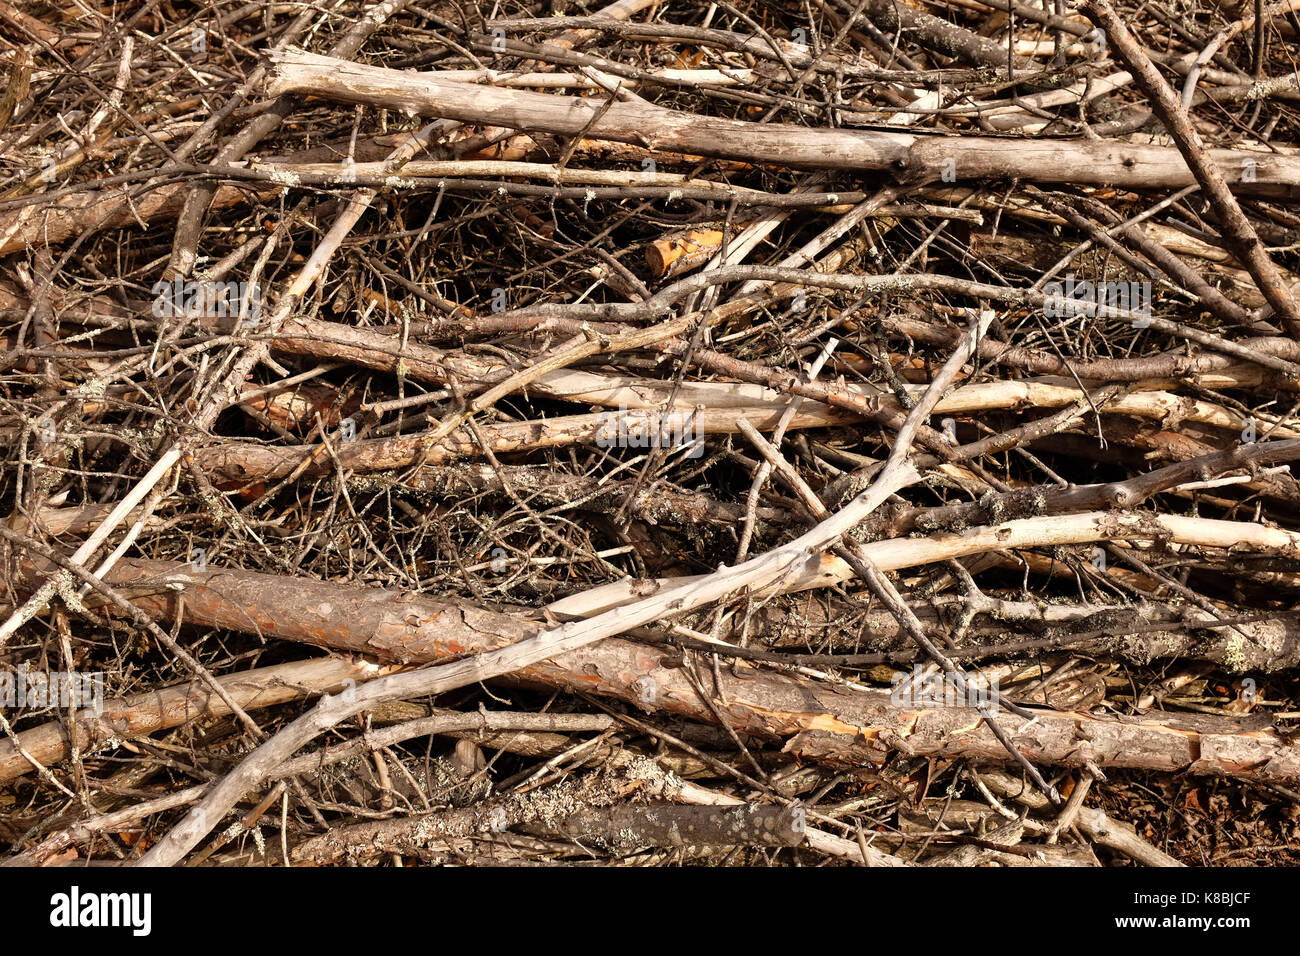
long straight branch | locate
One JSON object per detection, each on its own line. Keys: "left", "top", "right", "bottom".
{"left": 265, "top": 48, "right": 1300, "bottom": 197}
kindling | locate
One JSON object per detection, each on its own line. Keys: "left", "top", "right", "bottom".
{"left": 49, "top": 886, "right": 151, "bottom": 936}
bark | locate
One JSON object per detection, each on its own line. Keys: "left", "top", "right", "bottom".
{"left": 6, "top": 557, "right": 1299, "bottom": 787}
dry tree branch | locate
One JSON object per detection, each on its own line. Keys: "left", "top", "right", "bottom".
{"left": 265, "top": 48, "right": 1300, "bottom": 196}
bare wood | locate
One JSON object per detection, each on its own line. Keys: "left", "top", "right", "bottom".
{"left": 265, "top": 49, "right": 1300, "bottom": 197}
{"left": 548, "top": 511, "right": 1300, "bottom": 615}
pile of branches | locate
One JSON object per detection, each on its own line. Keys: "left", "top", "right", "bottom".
{"left": 1, "top": 0, "right": 1299, "bottom": 867}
